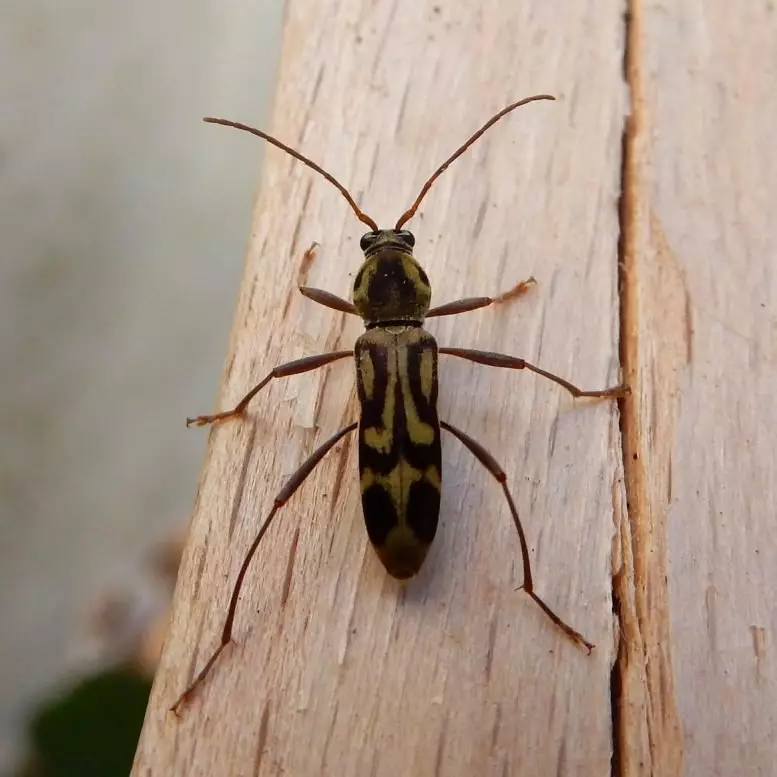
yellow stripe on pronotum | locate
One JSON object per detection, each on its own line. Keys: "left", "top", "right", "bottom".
{"left": 171, "top": 96, "right": 630, "bottom": 714}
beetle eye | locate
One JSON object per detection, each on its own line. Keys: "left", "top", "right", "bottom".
{"left": 360, "top": 232, "right": 378, "bottom": 252}
{"left": 396, "top": 230, "right": 415, "bottom": 248}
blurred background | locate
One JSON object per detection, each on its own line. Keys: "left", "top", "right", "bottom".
{"left": 1, "top": 1, "right": 282, "bottom": 772}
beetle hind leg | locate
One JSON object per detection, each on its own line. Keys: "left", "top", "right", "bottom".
{"left": 441, "top": 420, "right": 594, "bottom": 653}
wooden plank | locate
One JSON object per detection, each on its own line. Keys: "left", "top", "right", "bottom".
{"left": 616, "top": 2, "right": 777, "bottom": 776}
{"left": 132, "top": 1, "right": 627, "bottom": 774}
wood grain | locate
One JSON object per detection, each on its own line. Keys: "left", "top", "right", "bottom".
{"left": 132, "top": 0, "right": 777, "bottom": 774}
{"left": 614, "top": 2, "right": 777, "bottom": 776}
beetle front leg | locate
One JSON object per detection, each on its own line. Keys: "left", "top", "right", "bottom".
{"left": 297, "top": 242, "right": 358, "bottom": 315}
{"left": 426, "top": 276, "right": 536, "bottom": 318}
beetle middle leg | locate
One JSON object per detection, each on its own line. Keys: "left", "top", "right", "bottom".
{"left": 187, "top": 350, "right": 353, "bottom": 427}
{"left": 441, "top": 420, "right": 594, "bottom": 653}
{"left": 171, "top": 421, "right": 358, "bottom": 714}
{"left": 440, "top": 347, "right": 630, "bottom": 398}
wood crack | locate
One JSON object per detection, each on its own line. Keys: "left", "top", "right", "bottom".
{"left": 614, "top": 1, "right": 684, "bottom": 775}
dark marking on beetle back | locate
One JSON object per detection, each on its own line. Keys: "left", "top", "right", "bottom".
{"left": 406, "top": 480, "right": 440, "bottom": 543}
{"left": 363, "top": 485, "right": 399, "bottom": 545}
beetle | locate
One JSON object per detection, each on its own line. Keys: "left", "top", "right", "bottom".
{"left": 171, "top": 95, "right": 629, "bottom": 713}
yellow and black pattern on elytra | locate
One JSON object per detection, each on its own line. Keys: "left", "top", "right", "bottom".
{"left": 355, "top": 325, "right": 442, "bottom": 579}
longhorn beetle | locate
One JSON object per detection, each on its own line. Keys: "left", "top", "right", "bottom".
{"left": 171, "top": 94, "right": 629, "bottom": 713}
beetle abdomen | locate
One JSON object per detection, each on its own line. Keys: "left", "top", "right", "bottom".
{"left": 355, "top": 326, "right": 442, "bottom": 578}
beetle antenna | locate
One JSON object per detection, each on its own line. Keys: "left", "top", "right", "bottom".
{"left": 394, "top": 94, "right": 555, "bottom": 230}
{"left": 204, "top": 117, "right": 380, "bottom": 232}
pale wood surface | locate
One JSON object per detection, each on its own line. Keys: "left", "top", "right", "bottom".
{"left": 132, "top": 1, "right": 776, "bottom": 776}
{"left": 614, "top": 3, "right": 777, "bottom": 776}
